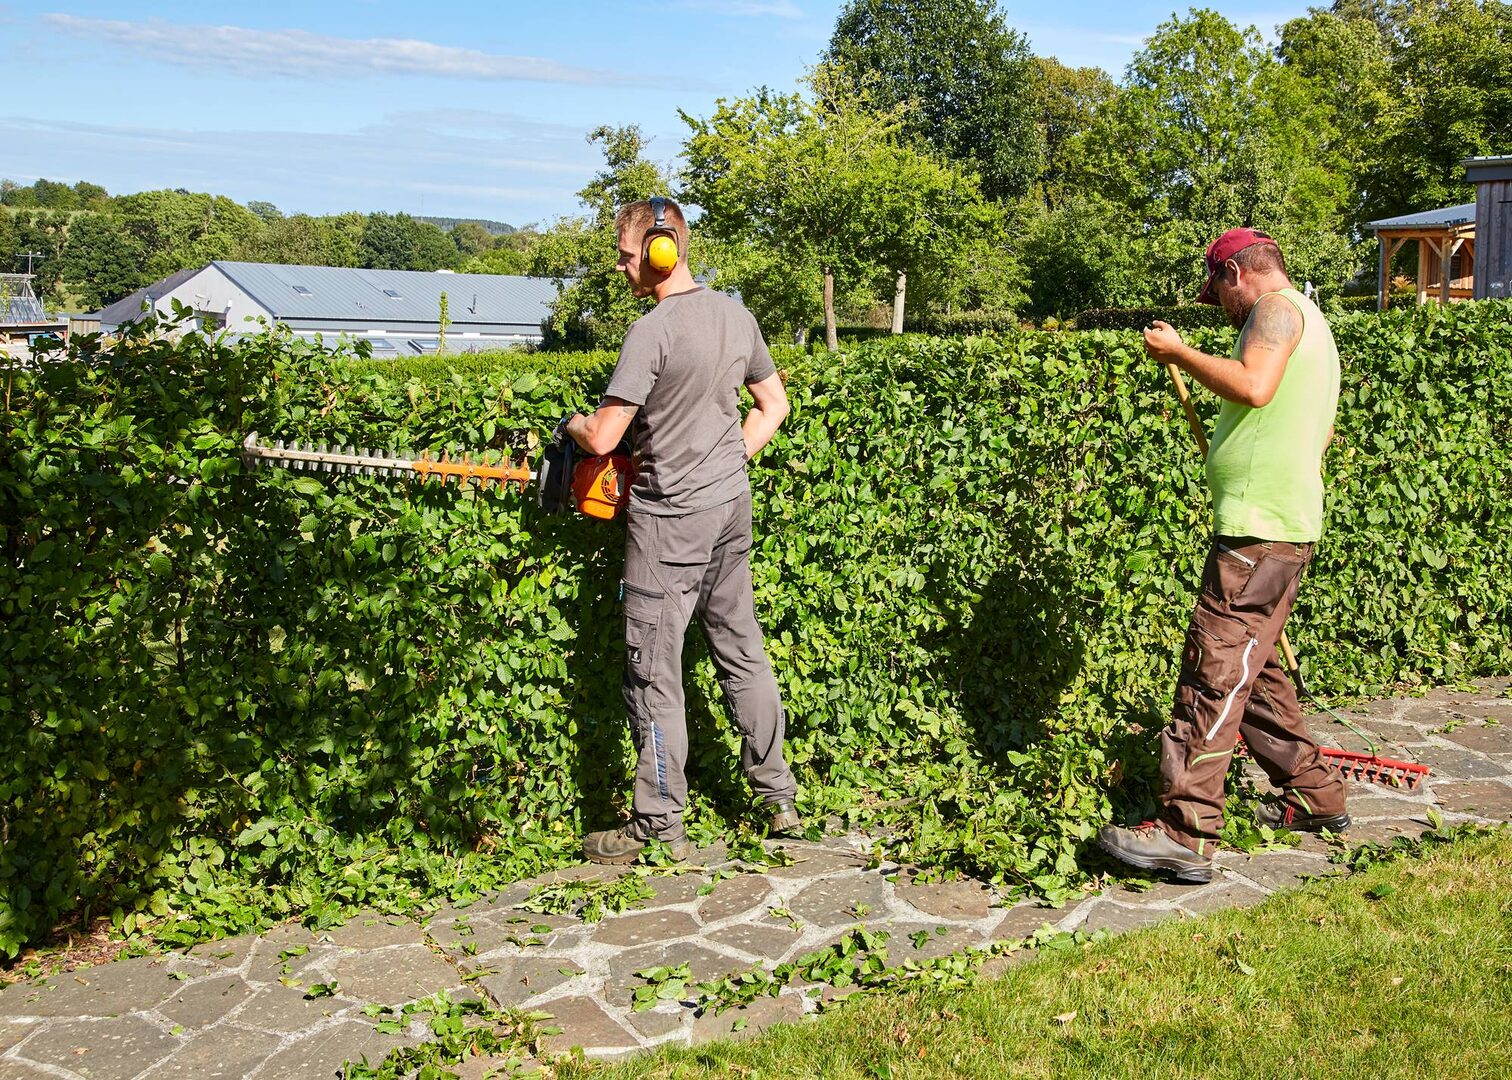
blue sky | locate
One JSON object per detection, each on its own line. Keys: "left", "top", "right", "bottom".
{"left": 1, "top": 1, "right": 1308, "bottom": 228}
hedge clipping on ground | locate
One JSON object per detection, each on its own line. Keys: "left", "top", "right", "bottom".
{"left": 1, "top": 302, "right": 1508, "bottom": 956}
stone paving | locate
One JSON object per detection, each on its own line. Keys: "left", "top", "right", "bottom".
{"left": 1, "top": 679, "right": 1509, "bottom": 1078}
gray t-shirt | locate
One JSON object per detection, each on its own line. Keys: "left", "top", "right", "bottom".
{"left": 604, "top": 287, "right": 776, "bottom": 517}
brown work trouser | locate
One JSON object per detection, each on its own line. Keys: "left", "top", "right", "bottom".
{"left": 1157, "top": 536, "right": 1347, "bottom": 854}
{"left": 620, "top": 489, "right": 797, "bottom": 842}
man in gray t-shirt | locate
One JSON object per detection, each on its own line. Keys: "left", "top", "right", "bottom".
{"left": 565, "top": 197, "right": 800, "bottom": 864}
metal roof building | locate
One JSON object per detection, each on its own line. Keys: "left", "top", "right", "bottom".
{"left": 1365, "top": 204, "right": 1477, "bottom": 309}
{"left": 100, "top": 261, "right": 559, "bottom": 352}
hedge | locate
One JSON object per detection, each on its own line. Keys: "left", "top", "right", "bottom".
{"left": 1070, "top": 305, "right": 1231, "bottom": 331}
{"left": 902, "top": 310, "right": 1024, "bottom": 336}
{"left": 2, "top": 303, "right": 1508, "bottom": 955}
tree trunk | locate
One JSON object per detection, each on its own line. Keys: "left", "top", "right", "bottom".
{"left": 891, "top": 270, "right": 907, "bottom": 334}
{"left": 823, "top": 268, "right": 838, "bottom": 351}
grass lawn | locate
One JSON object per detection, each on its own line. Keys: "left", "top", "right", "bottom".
{"left": 557, "top": 830, "right": 1512, "bottom": 1079}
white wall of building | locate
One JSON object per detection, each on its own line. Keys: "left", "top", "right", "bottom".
{"left": 151, "top": 265, "right": 274, "bottom": 333}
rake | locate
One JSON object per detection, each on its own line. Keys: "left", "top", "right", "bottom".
{"left": 1163, "top": 364, "right": 1430, "bottom": 791}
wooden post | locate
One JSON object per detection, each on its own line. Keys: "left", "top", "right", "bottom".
{"left": 1440, "top": 236, "right": 1454, "bottom": 305}
{"left": 1417, "top": 238, "right": 1433, "bottom": 306}
{"left": 891, "top": 271, "right": 906, "bottom": 335}
{"left": 1378, "top": 234, "right": 1389, "bottom": 311}
{"left": 822, "top": 268, "right": 837, "bottom": 351}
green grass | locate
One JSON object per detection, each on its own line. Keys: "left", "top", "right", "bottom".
{"left": 560, "top": 829, "right": 1512, "bottom": 1079}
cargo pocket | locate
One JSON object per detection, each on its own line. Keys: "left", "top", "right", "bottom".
{"left": 1202, "top": 541, "right": 1260, "bottom": 603}
{"left": 1177, "top": 606, "right": 1259, "bottom": 743}
{"left": 622, "top": 580, "right": 665, "bottom": 686}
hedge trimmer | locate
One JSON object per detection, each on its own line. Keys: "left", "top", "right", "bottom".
{"left": 241, "top": 419, "right": 633, "bottom": 520}
{"left": 1163, "top": 363, "right": 1429, "bottom": 791}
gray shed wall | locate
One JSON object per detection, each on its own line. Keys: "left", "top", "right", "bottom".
{"left": 1473, "top": 178, "right": 1512, "bottom": 299}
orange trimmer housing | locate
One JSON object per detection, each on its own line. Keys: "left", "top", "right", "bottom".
{"left": 570, "top": 453, "right": 634, "bottom": 519}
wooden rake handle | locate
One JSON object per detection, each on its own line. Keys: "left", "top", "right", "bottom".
{"left": 1163, "top": 363, "right": 1305, "bottom": 692}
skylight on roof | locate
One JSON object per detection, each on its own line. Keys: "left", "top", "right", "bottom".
{"left": 383, "top": 289, "right": 402, "bottom": 299}
{"left": 292, "top": 285, "right": 312, "bottom": 295}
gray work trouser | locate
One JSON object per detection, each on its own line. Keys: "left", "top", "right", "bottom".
{"left": 621, "top": 489, "right": 797, "bottom": 841}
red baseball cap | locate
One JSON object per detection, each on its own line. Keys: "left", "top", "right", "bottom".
{"left": 1196, "top": 228, "right": 1278, "bottom": 305}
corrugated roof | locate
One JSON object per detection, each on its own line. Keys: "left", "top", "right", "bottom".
{"left": 97, "top": 266, "right": 200, "bottom": 326}
{"left": 1366, "top": 203, "right": 1476, "bottom": 231}
{"left": 212, "top": 262, "right": 558, "bottom": 330}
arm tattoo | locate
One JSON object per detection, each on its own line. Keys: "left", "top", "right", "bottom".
{"left": 1243, "top": 295, "right": 1302, "bottom": 354}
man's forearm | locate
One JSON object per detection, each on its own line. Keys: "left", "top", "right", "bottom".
{"left": 741, "top": 403, "right": 787, "bottom": 460}
{"left": 1169, "top": 343, "right": 1263, "bottom": 407}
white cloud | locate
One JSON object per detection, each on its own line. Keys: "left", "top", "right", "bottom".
{"left": 674, "top": 0, "right": 805, "bottom": 16}
{"left": 41, "top": 14, "right": 690, "bottom": 88}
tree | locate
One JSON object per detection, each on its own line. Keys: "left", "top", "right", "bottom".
{"left": 449, "top": 220, "right": 495, "bottom": 258}
{"left": 2, "top": 210, "right": 69, "bottom": 301}
{"left": 1016, "top": 196, "right": 1141, "bottom": 316}
{"left": 246, "top": 200, "right": 283, "bottom": 224}
{"left": 1357, "top": 0, "right": 1512, "bottom": 219}
{"left": 459, "top": 229, "right": 541, "bottom": 276}
{"left": 683, "top": 67, "right": 1008, "bottom": 347}
{"left": 58, "top": 213, "right": 148, "bottom": 310}
{"left": 359, "top": 212, "right": 460, "bottom": 272}
{"left": 530, "top": 125, "right": 669, "bottom": 348}
{"left": 1076, "top": 10, "right": 1360, "bottom": 298}
{"left": 113, "top": 190, "right": 265, "bottom": 279}
{"left": 1030, "top": 58, "right": 1118, "bottom": 213}
{"left": 826, "top": 0, "right": 1043, "bottom": 201}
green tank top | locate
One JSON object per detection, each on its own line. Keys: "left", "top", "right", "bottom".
{"left": 1205, "top": 288, "right": 1340, "bottom": 542}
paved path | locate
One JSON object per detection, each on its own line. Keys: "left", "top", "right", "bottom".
{"left": 2, "top": 679, "right": 1510, "bottom": 1078}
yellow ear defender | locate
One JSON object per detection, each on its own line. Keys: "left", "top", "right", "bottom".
{"left": 644, "top": 196, "right": 681, "bottom": 273}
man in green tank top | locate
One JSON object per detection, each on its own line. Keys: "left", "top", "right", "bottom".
{"left": 1098, "top": 228, "right": 1350, "bottom": 883}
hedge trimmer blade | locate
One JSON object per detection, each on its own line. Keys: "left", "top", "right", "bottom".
{"left": 242, "top": 432, "right": 533, "bottom": 492}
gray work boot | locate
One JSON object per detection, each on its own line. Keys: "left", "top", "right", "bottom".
{"left": 768, "top": 799, "right": 803, "bottom": 837}
{"left": 1255, "top": 797, "right": 1350, "bottom": 833}
{"left": 583, "top": 826, "right": 694, "bottom": 865}
{"left": 1097, "top": 822, "right": 1214, "bottom": 884}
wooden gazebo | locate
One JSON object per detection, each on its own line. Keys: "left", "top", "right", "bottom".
{"left": 1366, "top": 204, "right": 1476, "bottom": 309}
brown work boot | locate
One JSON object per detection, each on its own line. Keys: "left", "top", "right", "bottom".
{"left": 1097, "top": 822, "right": 1214, "bottom": 884}
{"left": 1255, "top": 797, "right": 1350, "bottom": 833}
{"left": 583, "top": 826, "right": 694, "bottom": 865}
{"left": 768, "top": 799, "right": 803, "bottom": 837}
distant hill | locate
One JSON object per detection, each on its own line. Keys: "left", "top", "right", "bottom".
{"left": 416, "top": 216, "right": 517, "bottom": 235}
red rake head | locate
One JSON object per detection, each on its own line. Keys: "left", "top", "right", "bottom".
{"left": 1318, "top": 748, "right": 1430, "bottom": 791}
{"left": 1235, "top": 737, "right": 1431, "bottom": 791}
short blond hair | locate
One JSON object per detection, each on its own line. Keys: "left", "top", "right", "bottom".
{"left": 615, "top": 198, "right": 689, "bottom": 259}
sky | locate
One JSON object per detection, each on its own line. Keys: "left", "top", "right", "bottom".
{"left": 1, "top": 1, "right": 1310, "bottom": 229}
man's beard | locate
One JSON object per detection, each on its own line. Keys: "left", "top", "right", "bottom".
{"left": 1222, "top": 289, "right": 1252, "bottom": 329}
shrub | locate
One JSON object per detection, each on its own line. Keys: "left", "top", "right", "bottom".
{"left": 902, "top": 310, "right": 1024, "bottom": 336}
{"left": 2, "top": 304, "right": 1507, "bottom": 955}
{"left": 1070, "top": 305, "right": 1230, "bottom": 331}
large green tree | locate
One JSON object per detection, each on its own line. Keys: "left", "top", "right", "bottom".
{"left": 113, "top": 190, "right": 265, "bottom": 280}
{"left": 1359, "top": 0, "right": 1512, "bottom": 219}
{"left": 825, "top": 0, "right": 1043, "bottom": 202}
{"left": 57, "top": 213, "right": 148, "bottom": 310}
{"left": 1075, "top": 9, "right": 1358, "bottom": 299}
{"left": 359, "top": 212, "right": 460, "bottom": 272}
{"left": 1029, "top": 57, "right": 1118, "bottom": 213}
{"left": 682, "top": 68, "right": 1008, "bottom": 346}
